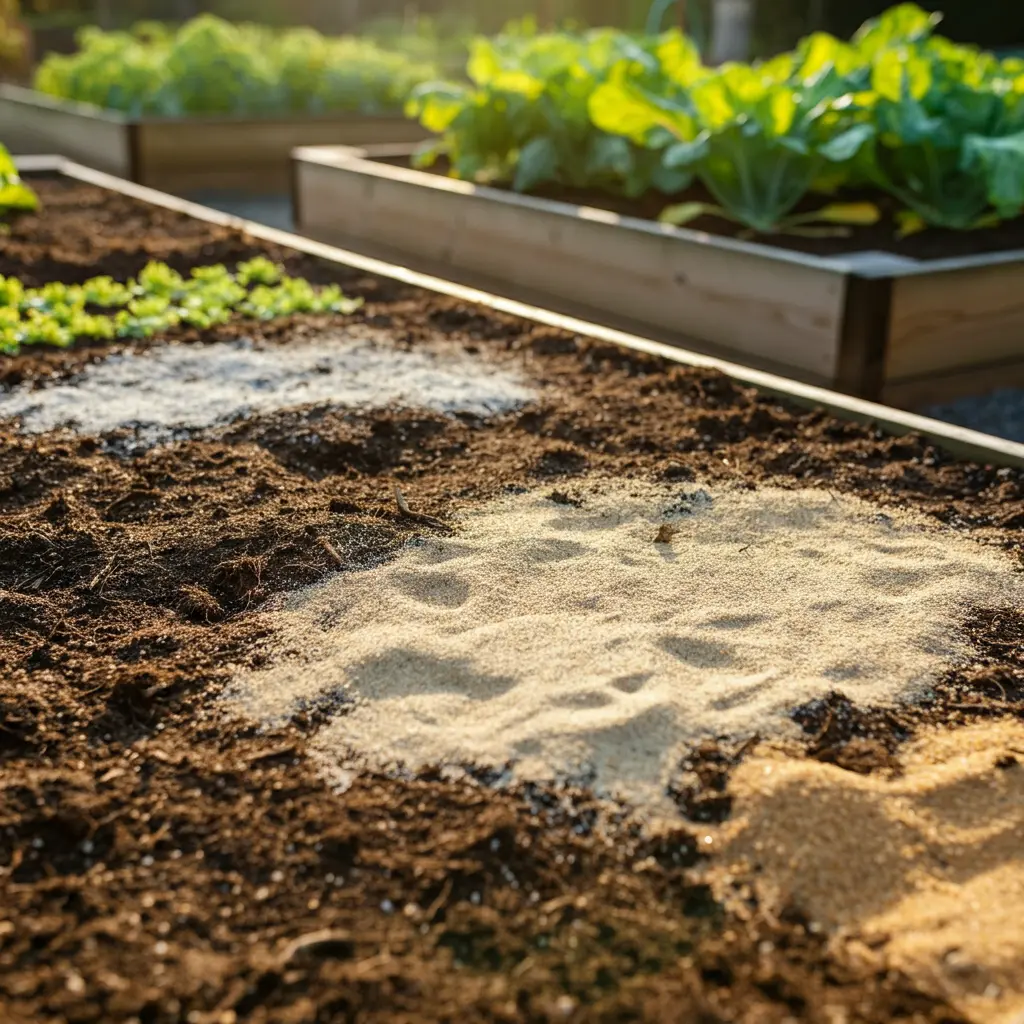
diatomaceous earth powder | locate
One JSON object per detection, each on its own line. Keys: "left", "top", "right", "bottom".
{"left": 232, "top": 483, "right": 1022, "bottom": 814}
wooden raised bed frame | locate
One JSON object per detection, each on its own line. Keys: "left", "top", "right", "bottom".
{"left": 292, "top": 143, "right": 1024, "bottom": 408}
{"left": 0, "top": 84, "right": 429, "bottom": 194}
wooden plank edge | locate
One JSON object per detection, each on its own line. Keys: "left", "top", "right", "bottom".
{"left": 21, "top": 156, "right": 1024, "bottom": 471}
{"left": 292, "top": 144, "right": 863, "bottom": 277}
{"left": 297, "top": 145, "right": 1024, "bottom": 281}
{"left": 0, "top": 83, "right": 129, "bottom": 125}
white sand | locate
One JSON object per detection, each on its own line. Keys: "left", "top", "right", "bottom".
{"left": 231, "top": 483, "right": 1022, "bottom": 813}
{"left": 0, "top": 333, "right": 534, "bottom": 440}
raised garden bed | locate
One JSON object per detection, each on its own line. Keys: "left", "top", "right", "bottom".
{"left": 293, "top": 143, "right": 1024, "bottom": 408}
{"left": 0, "top": 84, "right": 430, "bottom": 193}
{"left": 2, "top": 159, "right": 1024, "bottom": 1023}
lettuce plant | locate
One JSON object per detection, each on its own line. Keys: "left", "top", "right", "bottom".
{"left": 591, "top": 53, "right": 875, "bottom": 234}
{"left": 0, "top": 259, "right": 362, "bottom": 355}
{"left": 33, "top": 15, "right": 436, "bottom": 118}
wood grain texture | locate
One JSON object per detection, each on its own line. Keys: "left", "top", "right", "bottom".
{"left": 887, "top": 263, "right": 1024, "bottom": 379}
{"left": 0, "top": 87, "right": 429, "bottom": 192}
{"left": 0, "top": 87, "right": 130, "bottom": 177}
{"left": 882, "top": 356, "right": 1024, "bottom": 408}
{"left": 135, "top": 117, "right": 430, "bottom": 193}
{"left": 295, "top": 151, "right": 848, "bottom": 380}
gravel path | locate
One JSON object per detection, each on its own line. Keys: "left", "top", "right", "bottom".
{"left": 921, "top": 389, "right": 1024, "bottom": 444}
{"left": 185, "top": 191, "right": 295, "bottom": 232}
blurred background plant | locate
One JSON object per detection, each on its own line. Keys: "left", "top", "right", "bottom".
{"left": 0, "top": 0, "right": 28, "bottom": 76}
{"left": 16, "top": 1, "right": 1024, "bottom": 67}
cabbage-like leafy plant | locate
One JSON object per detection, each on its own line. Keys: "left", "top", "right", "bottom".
{"left": 407, "top": 27, "right": 701, "bottom": 197}
{"left": 592, "top": 52, "right": 875, "bottom": 234}
{"left": 838, "top": 6, "right": 1024, "bottom": 231}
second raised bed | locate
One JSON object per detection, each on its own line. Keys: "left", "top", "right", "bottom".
{"left": 292, "top": 143, "right": 1024, "bottom": 407}
{"left": 0, "top": 84, "right": 430, "bottom": 194}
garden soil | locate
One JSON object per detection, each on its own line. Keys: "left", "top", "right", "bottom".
{"left": 0, "top": 177, "right": 1022, "bottom": 1024}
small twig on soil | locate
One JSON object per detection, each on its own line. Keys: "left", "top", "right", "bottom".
{"left": 393, "top": 484, "right": 413, "bottom": 516}
{"left": 88, "top": 557, "right": 117, "bottom": 593}
{"left": 319, "top": 537, "right": 344, "bottom": 568}
{"left": 244, "top": 744, "right": 298, "bottom": 767}
{"left": 277, "top": 929, "right": 353, "bottom": 966}
{"left": 392, "top": 484, "right": 451, "bottom": 533}
{"left": 949, "top": 702, "right": 1020, "bottom": 715}
{"left": 425, "top": 877, "right": 453, "bottom": 922}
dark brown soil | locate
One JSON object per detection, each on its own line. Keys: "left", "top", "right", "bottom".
{"left": 395, "top": 157, "right": 1024, "bottom": 262}
{"left": 1, "top": 177, "right": 1022, "bottom": 1024}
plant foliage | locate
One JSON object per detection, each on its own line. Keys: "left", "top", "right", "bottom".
{"left": 407, "top": 25, "right": 701, "bottom": 198}
{"left": 0, "top": 258, "right": 362, "bottom": 355}
{"left": 33, "top": 15, "right": 437, "bottom": 117}
{"left": 0, "top": 143, "right": 37, "bottom": 220}
{"left": 411, "top": 4, "right": 1024, "bottom": 235}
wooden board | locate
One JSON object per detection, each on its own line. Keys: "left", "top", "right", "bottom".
{"left": 293, "top": 144, "right": 1024, "bottom": 402}
{"left": 294, "top": 148, "right": 849, "bottom": 382}
{"left": 0, "top": 84, "right": 430, "bottom": 193}
{"left": 0, "top": 86, "right": 130, "bottom": 178}
{"left": 135, "top": 117, "right": 429, "bottom": 194}
{"left": 887, "top": 263, "right": 1024, "bottom": 380}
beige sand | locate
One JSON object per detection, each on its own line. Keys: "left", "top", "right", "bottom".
{"left": 233, "top": 483, "right": 1021, "bottom": 812}
{"left": 717, "top": 722, "right": 1024, "bottom": 1023}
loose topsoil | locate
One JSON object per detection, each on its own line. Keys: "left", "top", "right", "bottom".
{"left": 1, "top": 176, "right": 1023, "bottom": 1024}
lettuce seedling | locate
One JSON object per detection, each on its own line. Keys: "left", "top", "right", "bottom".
{"left": 0, "top": 260, "right": 363, "bottom": 355}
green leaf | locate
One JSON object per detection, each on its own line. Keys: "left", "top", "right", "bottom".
{"left": 663, "top": 136, "right": 710, "bottom": 168}
{"left": 896, "top": 209, "right": 927, "bottom": 237}
{"left": 818, "top": 123, "right": 875, "bottom": 162}
{"left": 513, "top": 136, "right": 560, "bottom": 192}
{"left": 962, "top": 131, "right": 1024, "bottom": 217}
{"left": 406, "top": 82, "right": 469, "bottom": 133}
{"left": 871, "top": 50, "right": 932, "bottom": 104}
{"left": 787, "top": 202, "right": 881, "bottom": 227}
{"left": 659, "top": 202, "right": 732, "bottom": 227}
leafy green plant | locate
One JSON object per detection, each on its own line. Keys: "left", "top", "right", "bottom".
{"left": 0, "top": 143, "right": 37, "bottom": 222}
{"left": 834, "top": 6, "right": 1024, "bottom": 232}
{"left": 33, "top": 15, "right": 437, "bottom": 117}
{"left": 407, "top": 26, "right": 700, "bottom": 198}
{"left": 0, "top": 258, "right": 362, "bottom": 355}
{"left": 591, "top": 50, "right": 878, "bottom": 234}
{"left": 406, "top": 3, "right": 1024, "bottom": 239}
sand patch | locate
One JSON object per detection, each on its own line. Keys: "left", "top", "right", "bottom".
{"left": 232, "top": 484, "right": 1021, "bottom": 814}
{"left": 0, "top": 333, "right": 534, "bottom": 441}
{"left": 717, "top": 722, "right": 1024, "bottom": 1023}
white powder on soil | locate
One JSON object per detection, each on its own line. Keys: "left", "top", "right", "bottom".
{"left": 0, "top": 333, "right": 534, "bottom": 440}
{"left": 231, "top": 484, "right": 1022, "bottom": 815}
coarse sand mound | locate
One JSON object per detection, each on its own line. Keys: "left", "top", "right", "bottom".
{"left": 233, "top": 483, "right": 1022, "bottom": 814}
{"left": 716, "top": 721, "right": 1024, "bottom": 1024}
{"left": 0, "top": 332, "right": 535, "bottom": 441}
